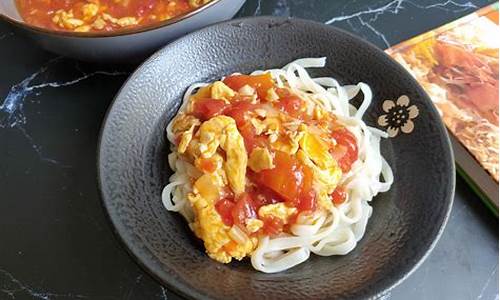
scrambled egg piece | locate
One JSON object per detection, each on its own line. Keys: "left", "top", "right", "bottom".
{"left": 52, "top": 10, "right": 84, "bottom": 29}
{"left": 287, "top": 125, "right": 342, "bottom": 210}
{"left": 190, "top": 85, "right": 212, "bottom": 102}
{"left": 194, "top": 173, "right": 221, "bottom": 202}
{"left": 258, "top": 203, "right": 297, "bottom": 223}
{"left": 250, "top": 116, "right": 281, "bottom": 135}
{"left": 271, "top": 125, "right": 306, "bottom": 155}
{"left": 211, "top": 81, "right": 235, "bottom": 101}
{"left": 188, "top": 193, "right": 231, "bottom": 262}
{"left": 178, "top": 125, "right": 196, "bottom": 154}
{"left": 299, "top": 130, "right": 334, "bottom": 170}
{"left": 172, "top": 114, "right": 200, "bottom": 133}
{"left": 189, "top": 81, "right": 235, "bottom": 105}
{"left": 172, "top": 114, "right": 200, "bottom": 153}
{"left": 116, "top": 17, "right": 138, "bottom": 27}
{"left": 246, "top": 219, "right": 264, "bottom": 233}
{"left": 82, "top": 3, "right": 99, "bottom": 21}
{"left": 248, "top": 147, "right": 274, "bottom": 172}
{"left": 92, "top": 16, "right": 106, "bottom": 30}
{"left": 188, "top": 169, "right": 257, "bottom": 263}
{"left": 297, "top": 149, "right": 341, "bottom": 209}
{"left": 195, "top": 116, "right": 247, "bottom": 195}
{"left": 188, "top": 193, "right": 257, "bottom": 263}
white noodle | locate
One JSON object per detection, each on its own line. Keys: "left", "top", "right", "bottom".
{"left": 162, "top": 57, "right": 393, "bottom": 273}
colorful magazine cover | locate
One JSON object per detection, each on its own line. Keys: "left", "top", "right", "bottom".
{"left": 386, "top": 4, "right": 499, "bottom": 210}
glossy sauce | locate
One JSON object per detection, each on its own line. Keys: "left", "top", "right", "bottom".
{"left": 189, "top": 74, "right": 359, "bottom": 236}
{"left": 16, "top": 0, "right": 210, "bottom": 32}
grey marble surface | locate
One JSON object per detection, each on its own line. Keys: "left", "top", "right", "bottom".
{"left": 0, "top": 0, "right": 498, "bottom": 299}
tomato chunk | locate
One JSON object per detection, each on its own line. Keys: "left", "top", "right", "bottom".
{"left": 276, "top": 95, "right": 305, "bottom": 118}
{"left": 238, "top": 123, "right": 267, "bottom": 152}
{"left": 223, "top": 73, "right": 274, "bottom": 100}
{"left": 231, "top": 193, "right": 257, "bottom": 227}
{"left": 191, "top": 98, "right": 226, "bottom": 121}
{"left": 223, "top": 100, "right": 256, "bottom": 127}
{"left": 255, "top": 151, "right": 303, "bottom": 202}
{"left": 262, "top": 217, "right": 284, "bottom": 236}
{"left": 297, "top": 189, "right": 317, "bottom": 211}
{"left": 331, "top": 187, "right": 347, "bottom": 205}
{"left": 249, "top": 185, "right": 284, "bottom": 210}
{"left": 296, "top": 164, "right": 316, "bottom": 211}
{"left": 331, "top": 128, "right": 358, "bottom": 173}
{"left": 215, "top": 199, "right": 235, "bottom": 226}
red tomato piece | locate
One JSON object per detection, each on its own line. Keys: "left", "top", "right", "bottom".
{"left": 296, "top": 165, "right": 317, "bottom": 211}
{"left": 249, "top": 185, "right": 284, "bottom": 210}
{"left": 238, "top": 123, "right": 267, "bottom": 153}
{"left": 191, "top": 98, "right": 227, "bottom": 121}
{"left": 222, "top": 100, "right": 256, "bottom": 127}
{"left": 231, "top": 193, "right": 257, "bottom": 227}
{"left": 276, "top": 95, "right": 305, "bottom": 118}
{"left": 297, "top": 189, "right": 317, "bottom": 212}
{"left": 215, "top": 199, "right": 235, "bottom": 226}
{"left": 255, "top": 151, "right": 304, "bottom": 202}
{"left": 262, "top": 217, "right": 284, "bottom": 236}
{"left": 331, "top": 128, "right": 358, "bottom": 173}
{"left": 331, "top": 187, "right": 347, "bottom": 205}
{"left": 223, "top": 73, "right": 274, "bottom": 100}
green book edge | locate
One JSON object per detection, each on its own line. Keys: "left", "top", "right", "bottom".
{"left": 456, "top": 164, "right": 499, "bottom": 217}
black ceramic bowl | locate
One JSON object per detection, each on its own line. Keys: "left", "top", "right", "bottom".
{"left": 0, "top": 0, "right": 245, "bottom": 63}
{"left": 98, "top": 17, "right": 455, "bottom": 299}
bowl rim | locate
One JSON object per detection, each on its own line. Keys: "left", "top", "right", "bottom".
{"left": 97, "top": 15, "right": 455, "bottom": 300}
{"left": 0, "top": 0, "right": 222, "bottom": 38}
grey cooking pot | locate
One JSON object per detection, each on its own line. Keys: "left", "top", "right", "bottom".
{"left": 0, "top": 0, "right": 245, "bottom": 63}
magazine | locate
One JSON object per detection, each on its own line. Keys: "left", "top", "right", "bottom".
{"left": 386, "top": 4, "right": 499, "bottom": 213}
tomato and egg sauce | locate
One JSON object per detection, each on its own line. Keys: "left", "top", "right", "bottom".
{"left": 16, "top": 0, "right": 212, "bottom": 33}
{"left": 170, "top": 73, "right": 358, "bottom": 263}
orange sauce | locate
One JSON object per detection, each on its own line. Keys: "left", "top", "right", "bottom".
{"left": 16, "top": 0, "right": 211, "bottom": 32}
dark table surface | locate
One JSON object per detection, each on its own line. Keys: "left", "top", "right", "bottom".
{"left": 1, "top": 1, "right": 498, "bottom": 299}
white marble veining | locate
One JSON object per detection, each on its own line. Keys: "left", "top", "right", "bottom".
{"left": 1, "top": 267, "right": 168, "bottom": 300}
{"left": 0, "top": 268, "right": 89, "bottom": 299}
{"left": 477, "top": 266, "right": 499, "bottom": 300}
{"left": 159, "top": 287, "right": 168, "bottom": 300}
{"left": 323, "top": 0, "right": 477, "bottom": 47}
{"left": 248, "top": 0, "right": 479, "bottom": 48}
{"left": 0, "top": 57, "right": 128, "bottom": 164}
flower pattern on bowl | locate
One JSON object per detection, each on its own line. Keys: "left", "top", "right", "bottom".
{"left": 378, "top": 95, "right": 419, "bottom": 137}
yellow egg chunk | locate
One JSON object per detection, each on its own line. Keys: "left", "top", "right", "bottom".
{"left": 172, "top": 114, "right": 200, "bottom": 133}
{"left": 246, "top": 219, "right": 264, "bottom": 233}
{"left": 248, "top": 147, "right": 275, "bottom": 172}
{"left": 297, "top": 149, "right": 342, "bottom": 196}
{"left": 187, "top": 192, "right": 258, "bottom": 263}
{"left": 190, "top": 84, "right": 212, "bottom": 102}
{"left": 299, "top": 130, "right": 335, "bottom": 169}
{"left": 258, "top": 203, "right": 297, "bottom": 223}
{"left": 210, "top": 81, "right": 235, "bottom": 101}
{"left": 177, "top": 125, "right": 196, "bottom": 154}
{"left": 194, "top": 173, "right": 220, "bottom": 203}
{"left": 187, "top": 193, "right": 232, "bottom": 263}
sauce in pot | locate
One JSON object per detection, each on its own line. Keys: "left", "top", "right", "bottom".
{"left": 16, "top": 0, "right": 212, "bottom": 33}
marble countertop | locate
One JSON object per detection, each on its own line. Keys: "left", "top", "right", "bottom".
{"left": 0, "top": 1, "right": 498, "bottom": 299}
